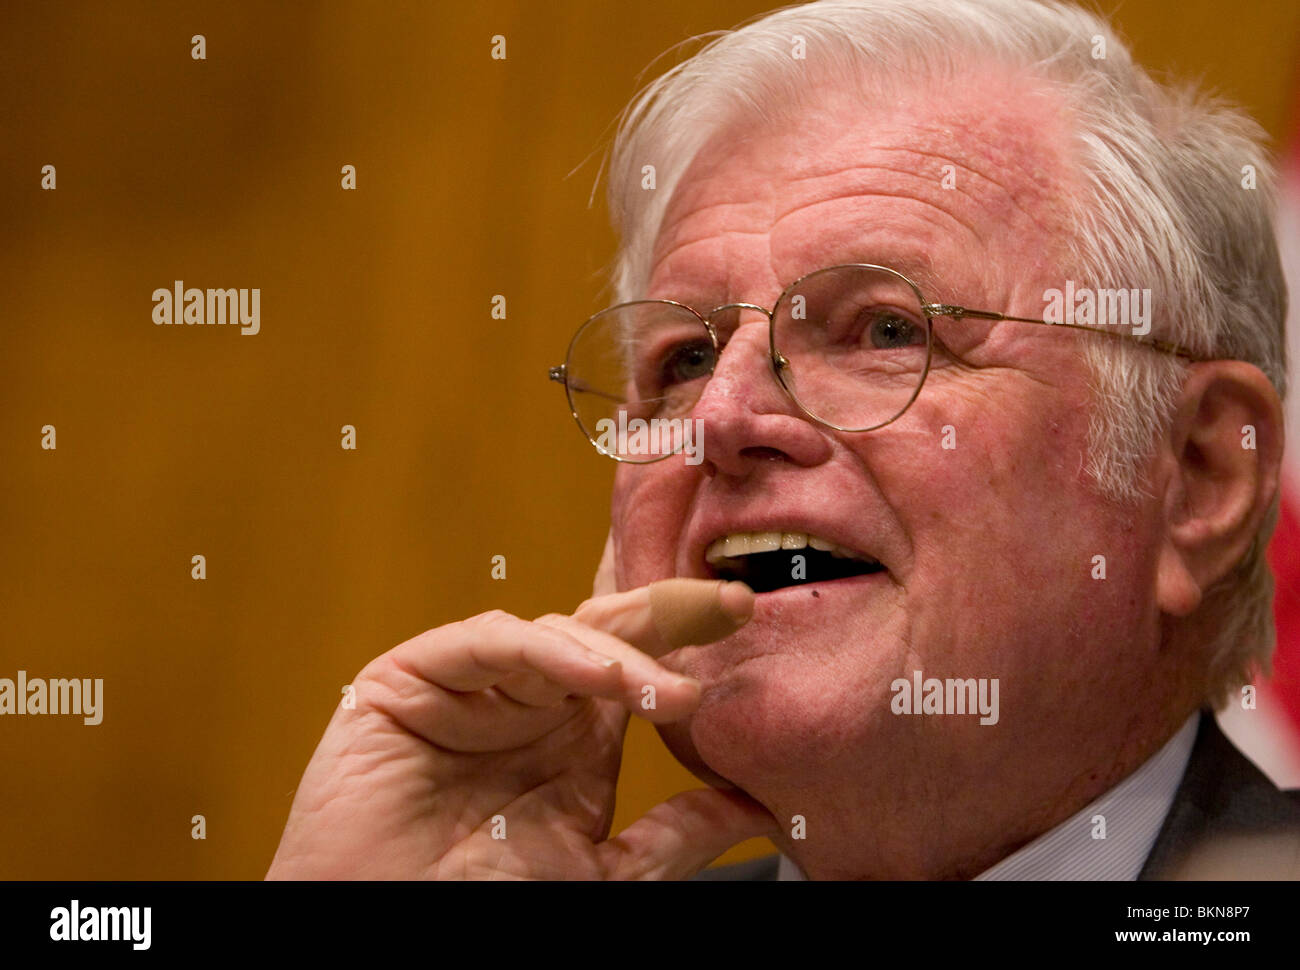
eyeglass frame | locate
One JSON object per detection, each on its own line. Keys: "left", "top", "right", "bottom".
{"left": 548, "top": 262, "right": 1210, "bottom": 462}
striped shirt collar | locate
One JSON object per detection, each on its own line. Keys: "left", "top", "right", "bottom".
{"left": 775, "top": 711, "right": 1199, "bottom": 881}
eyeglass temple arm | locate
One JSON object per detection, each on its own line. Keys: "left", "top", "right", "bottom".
{"left": 920, "top": 304, "right": 1207, "bottom": 361}
{"left": 548, "top": 365, "right": 628, "bottom": 404}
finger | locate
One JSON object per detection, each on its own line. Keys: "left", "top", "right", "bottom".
{"left": 377, "top": 686, "right": 586, "bottom": 752}
{"left": 364, "top": 612, "right": 634, "bottom": 750}
{"left": 573, "top": 579, "right": 755, "bottom": 658}
{"left": 495, "top": 670, "right": 572, "bottom": 707}
{"left": 385, "top": 611, "right": 625, "bottom": 696}
{"left": 598, "top": 788, "right": 780, "bottom": 880}
{"left": 534, "top": 614, "right": 702, "bottom": 723}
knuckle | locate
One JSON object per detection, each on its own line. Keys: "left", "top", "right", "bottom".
{"left": 471, "top": 608, "right": 516, "bottom": 626}
{"left": 452, "top": 609, "right": 523, "bottom": 638}
{"left": 354, "top": 652, "right": 406, "bottom": 693}
{"left": 533, "top": 612, "right": 571, "bottom": 627}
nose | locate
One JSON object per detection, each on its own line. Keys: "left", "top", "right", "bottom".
{"left": 691, "top": 308, "right": 832, "bottom": 477}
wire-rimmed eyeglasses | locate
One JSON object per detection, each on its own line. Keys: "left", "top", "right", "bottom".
{"left": 548, "top": 262, "right": 1207, "bottom": 463}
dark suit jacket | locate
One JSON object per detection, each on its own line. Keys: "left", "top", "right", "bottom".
{"left": 695, "top": 710, "right": 1300, "bottom": 880}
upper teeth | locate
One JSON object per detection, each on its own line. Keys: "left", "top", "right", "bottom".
{"left": 705, "top": 531, "right": 870, "bottom": 564}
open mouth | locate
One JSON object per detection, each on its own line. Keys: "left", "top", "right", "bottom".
{"left": 703, "top": 531, "right": 885, "bottom": 594}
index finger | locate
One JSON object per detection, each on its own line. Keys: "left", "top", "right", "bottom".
{"left": 385, "top": 611, "right": 624, "bottom": 694}
{"left": 571, "top": 579, "right": 755, "bottom": 658}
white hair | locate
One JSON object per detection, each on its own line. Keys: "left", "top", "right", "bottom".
{"left": 600, "top": 0, "right": 1288, "bottom": 707}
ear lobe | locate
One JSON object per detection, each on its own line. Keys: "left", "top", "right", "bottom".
{"left": 592, "top": 529, "right": 618, "bottom": 598}
{"left": 1155, "top": 540, "right": 1202, "bottom": 617}
{"left": 1156, "top": 360, "right": 1283, "bottom": 617}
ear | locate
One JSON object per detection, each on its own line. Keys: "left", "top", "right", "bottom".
{"left": 592, "top": 529, "right": 619, "bottom": 598}
{"left": 1155, "top": 360, "right": 1283, "bottom": 617}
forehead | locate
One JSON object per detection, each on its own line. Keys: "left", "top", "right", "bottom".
{"left": 646, "top": 68, "right": 1080, "bottom": 303}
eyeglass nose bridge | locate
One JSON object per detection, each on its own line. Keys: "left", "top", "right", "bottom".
{"left": 704, "top": 301, "right": 773, "bottom": 319}
{"left": 695, "top": 300, "right": 794, "bottom": 401}
{"left": 702, "top": 299, "right": 769, "bottom": 343}
{"left": 700, "top": 301, "right": 774, "bottom": 341}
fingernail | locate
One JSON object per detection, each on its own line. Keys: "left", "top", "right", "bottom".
{"left": 586, "top": 651, "right": 619, "bottom": 669}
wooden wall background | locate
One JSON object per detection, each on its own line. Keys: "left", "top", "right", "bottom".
{"left": 1, "top": 0, "right": 1297, "bottom": 878}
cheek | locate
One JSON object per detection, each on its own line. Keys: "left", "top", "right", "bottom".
{"left": 877, "top": 388, "right": 1161, "bottom": 700}
{"left": 887, "top": 375, "right": 1097, "bottom": 579}
{"left": 610, "top": 465, "right": 699, "bottom": 588}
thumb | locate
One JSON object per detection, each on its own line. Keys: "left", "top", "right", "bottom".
{"left": 598, "top": 788, "right": 780, "bottom": 880}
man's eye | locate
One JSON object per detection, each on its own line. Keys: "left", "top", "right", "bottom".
{"left": 864, "top": 310, "right": 923, "bottom": 350}
{"left": 658, "top": 340, "right": 715, "bottom": 384}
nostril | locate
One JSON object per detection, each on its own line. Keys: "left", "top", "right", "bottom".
{"left": 739, "top": 446, "right": 788, "bottom": 462}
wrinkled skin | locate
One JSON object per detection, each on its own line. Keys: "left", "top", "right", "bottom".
{"left": 609, "top": 70, "right": 1274, "bottom": 879}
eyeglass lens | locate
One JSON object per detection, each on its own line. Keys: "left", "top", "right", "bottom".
{"left": 563, "top": 265, "right": 933, "bottom": 460}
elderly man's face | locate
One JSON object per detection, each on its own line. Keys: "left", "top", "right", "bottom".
{"left": 609, "top": 70, "right": 1183, "bottom": 878}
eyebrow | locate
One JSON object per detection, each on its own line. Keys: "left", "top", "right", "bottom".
{"left": 848, "top": 253, "right": 943, "bottom": 298}
{"left": 656, "top": 253, "right": 946, "bottom": 310}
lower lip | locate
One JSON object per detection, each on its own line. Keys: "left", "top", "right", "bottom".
{"left": 681, "top": 571, "right": 890, "bottom": 664}
{"left": 749, "top": 568, "right": 889, "bottom": 603}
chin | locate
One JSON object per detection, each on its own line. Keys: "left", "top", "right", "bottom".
{"left": 655, "top": 649, "right": 884, "bottom": 795}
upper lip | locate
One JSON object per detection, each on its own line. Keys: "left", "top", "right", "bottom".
{"left": 682, "top": 512, "right": 883, "bottom": 580}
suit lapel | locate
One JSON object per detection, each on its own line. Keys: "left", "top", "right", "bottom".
{"left": 1139, "top": 708, "right": 1300, "bottom": 879}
